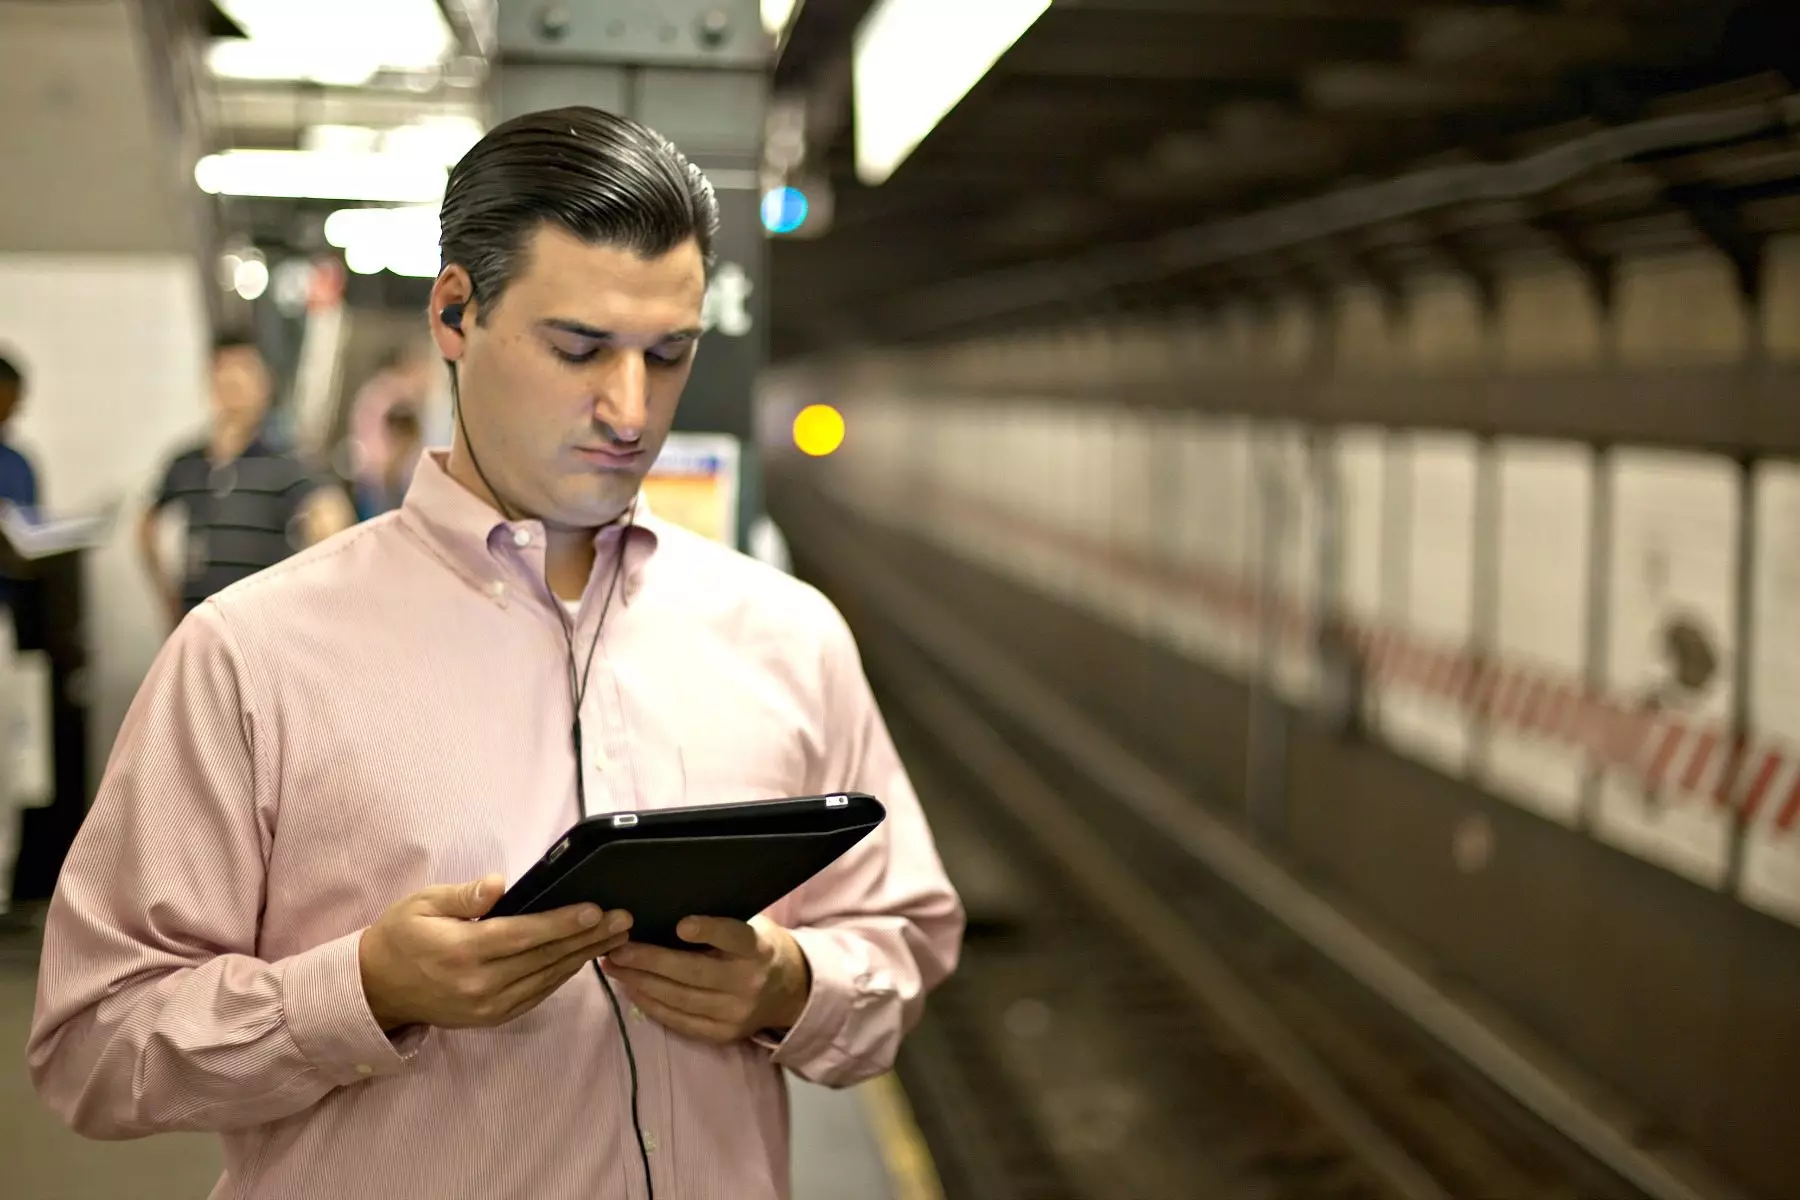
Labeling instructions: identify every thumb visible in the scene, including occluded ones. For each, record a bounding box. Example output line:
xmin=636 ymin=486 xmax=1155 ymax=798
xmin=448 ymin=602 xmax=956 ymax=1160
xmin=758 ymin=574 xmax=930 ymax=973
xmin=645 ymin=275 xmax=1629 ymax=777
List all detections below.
xmin=420 ymin=873 xmax=505 ymax=918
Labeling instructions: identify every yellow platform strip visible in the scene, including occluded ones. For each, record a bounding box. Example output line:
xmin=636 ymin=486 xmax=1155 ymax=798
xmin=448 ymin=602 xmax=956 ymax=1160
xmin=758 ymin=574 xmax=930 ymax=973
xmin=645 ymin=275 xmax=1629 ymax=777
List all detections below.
xmin=858 ymin=1072 xmax=946 ymax=1200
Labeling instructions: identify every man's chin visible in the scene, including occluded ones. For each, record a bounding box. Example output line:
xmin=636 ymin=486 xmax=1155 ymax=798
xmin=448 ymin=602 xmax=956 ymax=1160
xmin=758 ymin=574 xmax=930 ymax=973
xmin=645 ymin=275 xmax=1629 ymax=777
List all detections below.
xmin=546 ymin=482 xmax=644 ymax=530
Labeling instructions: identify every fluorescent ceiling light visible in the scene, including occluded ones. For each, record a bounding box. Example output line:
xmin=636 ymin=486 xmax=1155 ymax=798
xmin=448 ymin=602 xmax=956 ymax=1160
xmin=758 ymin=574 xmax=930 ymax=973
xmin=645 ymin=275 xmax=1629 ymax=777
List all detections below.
xmin=196 ymin=150 xmax=449 ymax=203
xmin=375 ymin=117 xmax=485 ymax=165
xmin=326 ymin=206 xmax=443 ymax=278
xmin=301 ymin=118 xmax=484 ymax=165
xmin=853 ymin=0 xmax=1049 ymax=185
xmin=210 ymin=0 xmax=453 ymax=85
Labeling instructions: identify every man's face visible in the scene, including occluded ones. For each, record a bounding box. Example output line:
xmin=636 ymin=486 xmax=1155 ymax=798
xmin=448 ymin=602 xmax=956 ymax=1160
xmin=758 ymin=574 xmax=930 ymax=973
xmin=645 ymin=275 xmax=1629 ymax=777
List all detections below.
xmin=211 ymin=345 xmax=272 ymax=426
xmin=435 ymin=225 xmax=706 ymax=530
xmin=0 ymin=380 xmax=18 ymax=433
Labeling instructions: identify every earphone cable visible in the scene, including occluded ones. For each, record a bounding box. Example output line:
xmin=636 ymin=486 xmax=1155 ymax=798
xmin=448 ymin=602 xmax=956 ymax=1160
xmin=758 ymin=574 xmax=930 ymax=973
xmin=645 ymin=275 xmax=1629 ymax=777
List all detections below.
xmin=449 ymin=362 xmax=656 ymax=1200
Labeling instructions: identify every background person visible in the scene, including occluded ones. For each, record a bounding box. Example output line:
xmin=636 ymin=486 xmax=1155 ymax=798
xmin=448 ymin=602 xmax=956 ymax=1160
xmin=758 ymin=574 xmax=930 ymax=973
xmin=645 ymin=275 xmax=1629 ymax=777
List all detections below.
xmin=137 ymin=331 xmax=354 ymax=629
xmin=0 ymin=351 xmax=41 ymax=615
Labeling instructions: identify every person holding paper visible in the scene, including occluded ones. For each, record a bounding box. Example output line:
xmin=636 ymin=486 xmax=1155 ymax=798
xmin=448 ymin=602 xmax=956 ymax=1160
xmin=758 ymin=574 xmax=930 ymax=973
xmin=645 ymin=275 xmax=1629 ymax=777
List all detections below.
xmin=0 ymin=353 xmax=36 ymax=515
xmin=29 ymin=107 xmax=964 ymax=1200
xmin=0 ymin=352 xmax=40 ymax=615
xmin=0 ymin=350 xmax=36 ymax=917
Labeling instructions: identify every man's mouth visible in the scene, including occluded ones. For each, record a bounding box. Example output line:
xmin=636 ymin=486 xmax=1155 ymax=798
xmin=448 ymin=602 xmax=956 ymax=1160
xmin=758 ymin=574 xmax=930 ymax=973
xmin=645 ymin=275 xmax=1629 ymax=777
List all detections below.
xmin=574 ymin=444 xmax=645 ymax=469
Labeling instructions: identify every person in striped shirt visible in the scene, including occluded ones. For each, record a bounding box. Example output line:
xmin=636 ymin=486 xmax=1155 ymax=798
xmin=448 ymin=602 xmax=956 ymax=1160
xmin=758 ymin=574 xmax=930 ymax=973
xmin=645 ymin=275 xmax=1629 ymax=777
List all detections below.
xmin=137 ymin=332 xmax=355 ymax=629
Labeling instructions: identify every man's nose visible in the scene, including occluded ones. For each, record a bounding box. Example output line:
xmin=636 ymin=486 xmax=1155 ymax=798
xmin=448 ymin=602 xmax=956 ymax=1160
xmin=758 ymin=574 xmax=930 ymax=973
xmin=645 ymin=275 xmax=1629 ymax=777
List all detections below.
xmin=592 ymin=353 xmax=649 ymax=442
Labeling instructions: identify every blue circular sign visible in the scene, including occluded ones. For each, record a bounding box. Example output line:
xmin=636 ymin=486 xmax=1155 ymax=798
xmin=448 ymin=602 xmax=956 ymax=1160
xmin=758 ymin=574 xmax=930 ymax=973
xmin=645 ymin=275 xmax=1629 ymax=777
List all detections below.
xmin=761 ymin=186 xmax=809 ymax=235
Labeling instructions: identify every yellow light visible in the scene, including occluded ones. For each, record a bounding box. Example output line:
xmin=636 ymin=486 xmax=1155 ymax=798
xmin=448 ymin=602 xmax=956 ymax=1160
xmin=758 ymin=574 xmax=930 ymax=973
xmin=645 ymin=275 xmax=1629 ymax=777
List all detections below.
xmin=793 ymin=404 xmax=846 ymax=457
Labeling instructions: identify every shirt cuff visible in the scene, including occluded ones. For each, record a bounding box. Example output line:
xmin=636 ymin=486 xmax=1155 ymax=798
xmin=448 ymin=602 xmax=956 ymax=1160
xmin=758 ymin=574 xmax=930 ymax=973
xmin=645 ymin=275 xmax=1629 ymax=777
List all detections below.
xmin=281 ymin=929 xmax=428 ymax=1086
xmin=761 ymin=926 xmax=857 ymax=1074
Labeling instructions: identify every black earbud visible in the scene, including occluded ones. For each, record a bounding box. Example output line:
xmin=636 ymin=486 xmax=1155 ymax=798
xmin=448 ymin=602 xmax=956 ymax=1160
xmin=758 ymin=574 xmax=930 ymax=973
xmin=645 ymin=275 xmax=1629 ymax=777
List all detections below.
xmin=440 ymin=302 xmax=465 ymax=331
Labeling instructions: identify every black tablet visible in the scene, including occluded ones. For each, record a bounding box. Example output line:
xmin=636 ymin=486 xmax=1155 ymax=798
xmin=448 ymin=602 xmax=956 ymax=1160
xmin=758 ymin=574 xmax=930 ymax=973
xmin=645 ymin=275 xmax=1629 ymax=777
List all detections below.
xmin=483 ymin=792 xmax=886 ymax=948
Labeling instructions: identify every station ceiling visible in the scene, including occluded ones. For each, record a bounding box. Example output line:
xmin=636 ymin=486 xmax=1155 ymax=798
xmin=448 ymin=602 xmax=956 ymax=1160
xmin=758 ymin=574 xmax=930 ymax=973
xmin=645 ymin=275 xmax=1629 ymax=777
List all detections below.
xmin=765 ymin=0 xmax=1800 ymax=359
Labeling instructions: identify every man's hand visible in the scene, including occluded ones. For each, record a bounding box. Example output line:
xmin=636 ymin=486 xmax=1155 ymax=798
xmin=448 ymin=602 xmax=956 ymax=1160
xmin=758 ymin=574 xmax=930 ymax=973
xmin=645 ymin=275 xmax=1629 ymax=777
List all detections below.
xmin=358 ymin=873 xmax=633 ymax=1033
xmin=603 ymin=916 xmax=811 ymax=1044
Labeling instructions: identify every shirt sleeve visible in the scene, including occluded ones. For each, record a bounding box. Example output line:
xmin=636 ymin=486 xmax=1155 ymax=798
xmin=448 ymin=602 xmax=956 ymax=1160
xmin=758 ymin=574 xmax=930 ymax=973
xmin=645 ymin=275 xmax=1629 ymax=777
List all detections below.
xmin=26 ymin=603 xmax=426 ymax=1140
xmin=764 ymin=592 xmax=965 ymax=1088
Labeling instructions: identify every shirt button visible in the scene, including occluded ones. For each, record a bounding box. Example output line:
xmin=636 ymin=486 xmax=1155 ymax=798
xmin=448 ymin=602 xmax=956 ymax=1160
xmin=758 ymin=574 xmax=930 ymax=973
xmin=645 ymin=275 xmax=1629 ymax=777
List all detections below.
xmin=629 ymin=1004 xmax=645 ymax=1022
xmin=592 ymin=748 xmax=610 ymax=772
xmin=353 ymin=1063 xmax=374 ymax=1076
xmin=512 ymin=528 xmax=532 ymax=548
xmin=643 ymin=1132 xmax=658 ymax=1154
xmin=488 ymin=580 xmax=506 ymax=599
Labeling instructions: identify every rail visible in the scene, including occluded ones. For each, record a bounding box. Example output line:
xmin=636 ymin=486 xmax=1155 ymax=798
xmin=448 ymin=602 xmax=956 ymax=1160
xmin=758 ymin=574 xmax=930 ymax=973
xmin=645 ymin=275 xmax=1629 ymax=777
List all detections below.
xmin=785 ymin=480 xmax=1748 ymax=1200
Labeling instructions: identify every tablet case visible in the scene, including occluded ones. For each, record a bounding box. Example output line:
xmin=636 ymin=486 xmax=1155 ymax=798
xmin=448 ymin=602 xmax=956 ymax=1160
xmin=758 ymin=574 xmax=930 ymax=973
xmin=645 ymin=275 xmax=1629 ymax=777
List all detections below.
xmin=484 ymin=793 xmax=886 ymax=948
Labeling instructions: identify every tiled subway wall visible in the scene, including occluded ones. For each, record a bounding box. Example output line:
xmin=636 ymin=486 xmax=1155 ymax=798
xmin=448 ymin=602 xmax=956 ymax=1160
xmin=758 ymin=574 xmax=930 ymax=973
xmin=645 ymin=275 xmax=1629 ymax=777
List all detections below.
xmin=774 ymin=241 xmax=1800 ymax=929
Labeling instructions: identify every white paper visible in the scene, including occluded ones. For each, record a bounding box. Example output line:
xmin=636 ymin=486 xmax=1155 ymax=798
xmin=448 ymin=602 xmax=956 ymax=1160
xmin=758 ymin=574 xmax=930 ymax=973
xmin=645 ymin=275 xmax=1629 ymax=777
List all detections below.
xmin=0 ymin=499 xmax=118 ymax=560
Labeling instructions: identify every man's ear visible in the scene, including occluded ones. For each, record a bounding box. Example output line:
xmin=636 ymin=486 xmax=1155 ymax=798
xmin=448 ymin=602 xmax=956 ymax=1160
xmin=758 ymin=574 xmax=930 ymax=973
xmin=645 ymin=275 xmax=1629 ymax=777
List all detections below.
xmin=429 ymin=265 xmax=476 ymax=362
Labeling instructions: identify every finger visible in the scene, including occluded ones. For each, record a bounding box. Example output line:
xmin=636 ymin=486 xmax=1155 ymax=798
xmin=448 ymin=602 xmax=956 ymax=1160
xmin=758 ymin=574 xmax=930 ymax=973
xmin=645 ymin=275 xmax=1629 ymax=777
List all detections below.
xmin=491 ymin=959 xmax=590 ymax=1026
xmin=416 ymin=874 xmax=507 ymax=919
xmin=603 ymin=964 xmax=739 ymax=1023
xmin=487 ymin=927 xmax=631 ymax=990
xmin=676 ymin=916 xmax=759 ymax=958
xmin=470 ymin=904 xmax=625 ymax=959
xmin=623 ymin=989 xmax=736 ymax=1044
xmin=606 ymin=941 xmax=731 ymax=990
xmin=490 ymin=936 xmax=619 ymax=1022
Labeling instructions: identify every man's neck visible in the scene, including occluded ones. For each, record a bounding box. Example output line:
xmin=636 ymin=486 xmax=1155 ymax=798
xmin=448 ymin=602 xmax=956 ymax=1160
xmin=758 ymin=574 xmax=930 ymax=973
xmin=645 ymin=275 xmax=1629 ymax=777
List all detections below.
xmin=545 ymin=528 xmax=597 ymax=602
xmin=209 ymin=422 xmax=257 ymax=464
xmin=443 ymin=445 xmax=617 ymax=603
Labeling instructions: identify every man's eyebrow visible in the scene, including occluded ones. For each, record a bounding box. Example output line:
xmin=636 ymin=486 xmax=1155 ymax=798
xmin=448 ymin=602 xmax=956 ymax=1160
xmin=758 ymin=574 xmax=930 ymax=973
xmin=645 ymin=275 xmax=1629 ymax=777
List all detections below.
xmin=540 ymin=318 xmax=704 ymax=342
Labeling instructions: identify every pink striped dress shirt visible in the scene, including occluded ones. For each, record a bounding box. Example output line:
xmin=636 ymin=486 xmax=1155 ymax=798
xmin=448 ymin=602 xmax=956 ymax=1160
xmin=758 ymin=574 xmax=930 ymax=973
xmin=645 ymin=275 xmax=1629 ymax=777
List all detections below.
xmin=27 ymin=451 xmax=965 ymax=1199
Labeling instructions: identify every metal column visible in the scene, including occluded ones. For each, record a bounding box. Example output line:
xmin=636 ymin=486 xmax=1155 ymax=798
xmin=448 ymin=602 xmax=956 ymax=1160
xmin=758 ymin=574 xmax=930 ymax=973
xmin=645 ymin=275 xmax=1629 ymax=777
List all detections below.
xmin=492 ymin=1 xmax=771 ymax=550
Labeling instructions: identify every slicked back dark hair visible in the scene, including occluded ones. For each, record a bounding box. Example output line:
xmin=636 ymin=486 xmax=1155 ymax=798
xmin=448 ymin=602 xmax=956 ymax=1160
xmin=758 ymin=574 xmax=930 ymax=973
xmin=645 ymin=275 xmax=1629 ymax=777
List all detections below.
xmin=0 ymin=352 xmax=21 ymax=387
xmin=439 ymin=106 xmax=720 ymax=324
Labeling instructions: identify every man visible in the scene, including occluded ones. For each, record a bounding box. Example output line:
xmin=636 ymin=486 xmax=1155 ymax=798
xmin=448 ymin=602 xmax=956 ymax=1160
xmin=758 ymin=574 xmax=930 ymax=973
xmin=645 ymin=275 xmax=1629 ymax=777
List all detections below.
xmin=30 ymin=107 xmax=964 ymax=1199
xmin=137 ymin=332 xmax=355 ymax=629
xmin=0 ymin=351 xmax=38 ymax=919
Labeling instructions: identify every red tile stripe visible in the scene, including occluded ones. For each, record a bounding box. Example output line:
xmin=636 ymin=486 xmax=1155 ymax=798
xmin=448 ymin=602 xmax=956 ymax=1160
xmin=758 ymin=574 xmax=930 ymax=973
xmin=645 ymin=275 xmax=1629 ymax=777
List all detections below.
xmin=878 ymin=476 xmax=1800 ymax=833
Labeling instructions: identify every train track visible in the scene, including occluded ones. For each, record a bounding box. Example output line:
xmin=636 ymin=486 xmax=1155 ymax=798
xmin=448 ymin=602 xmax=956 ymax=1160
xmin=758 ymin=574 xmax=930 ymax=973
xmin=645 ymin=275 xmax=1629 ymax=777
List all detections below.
xmin=884 ymin=658 xmax=1637 ymax=1200
xmin=892 ymin=691 xmax=1392 ymax=1200
xmin=781 ymin=485 xmax=1744 ymax=1200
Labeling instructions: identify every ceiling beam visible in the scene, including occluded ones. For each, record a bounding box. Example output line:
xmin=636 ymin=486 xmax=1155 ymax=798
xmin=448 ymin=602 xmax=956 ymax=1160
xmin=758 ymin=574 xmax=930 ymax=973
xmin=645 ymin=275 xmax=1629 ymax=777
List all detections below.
xmin=852 ymin=91 xmax=1796 ymax=338
xmin=1054 ymin=0 xmax=1429 ymax=16
xmin=1004 ymin=13 xmax=1406 ymax=80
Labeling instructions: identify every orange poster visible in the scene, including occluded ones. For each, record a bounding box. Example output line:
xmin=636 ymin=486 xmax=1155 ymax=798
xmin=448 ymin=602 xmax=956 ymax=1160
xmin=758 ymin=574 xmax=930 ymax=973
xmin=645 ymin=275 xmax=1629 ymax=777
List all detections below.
xmin=641 ymin=433 xmax=741 ymax=548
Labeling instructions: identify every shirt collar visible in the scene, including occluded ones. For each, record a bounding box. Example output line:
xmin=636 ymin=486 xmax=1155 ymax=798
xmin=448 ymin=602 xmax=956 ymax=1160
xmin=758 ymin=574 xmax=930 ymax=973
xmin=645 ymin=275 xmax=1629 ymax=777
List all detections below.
xmin=399 ymin=449 xmax=661 ymax=605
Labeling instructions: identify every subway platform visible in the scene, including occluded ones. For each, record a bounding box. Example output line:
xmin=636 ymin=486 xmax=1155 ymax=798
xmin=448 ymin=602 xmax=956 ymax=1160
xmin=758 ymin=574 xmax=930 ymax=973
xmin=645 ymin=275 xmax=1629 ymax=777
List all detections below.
xmin=0 ymin=913 xmax=938 ymax=1200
